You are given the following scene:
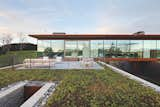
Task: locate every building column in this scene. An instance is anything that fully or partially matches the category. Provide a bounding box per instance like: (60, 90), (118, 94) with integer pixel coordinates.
(64, 40), (66, 58)
(37, 39), (38, 58)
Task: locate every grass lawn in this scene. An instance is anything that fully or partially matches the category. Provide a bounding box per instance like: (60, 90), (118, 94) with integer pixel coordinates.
(0, 51), (37, 67)
(0, 67), (160, 107)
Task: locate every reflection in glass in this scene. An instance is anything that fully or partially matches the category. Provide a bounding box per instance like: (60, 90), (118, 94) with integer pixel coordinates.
(130, 40), (143, 58)
(65, 41), (78, 57)
(157, 40), (160, 58)
(38, 40), (51, 52)
(78, 41), (90, 58)
(38, 40), (64, 57)
(143, 40), (157, 58)
(91, 40), (104, 57)
(51, 40), (64, 57)
(104, 40), (117, 58)
(117, 40), (130, 58)
(51, 40), (64, 52)
(37, 39), (160, 58)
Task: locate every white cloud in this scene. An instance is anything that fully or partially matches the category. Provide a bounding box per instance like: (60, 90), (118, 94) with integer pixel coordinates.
(1, 0), (160, 44)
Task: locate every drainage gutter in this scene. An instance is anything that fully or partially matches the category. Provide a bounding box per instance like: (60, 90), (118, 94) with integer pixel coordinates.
(99, 61), (160, 92)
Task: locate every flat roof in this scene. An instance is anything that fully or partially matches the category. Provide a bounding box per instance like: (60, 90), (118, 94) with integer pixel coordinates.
(29, 34), (160, 40)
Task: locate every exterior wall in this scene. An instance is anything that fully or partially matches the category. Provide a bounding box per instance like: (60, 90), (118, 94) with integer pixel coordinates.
(37, 40), (160, 58)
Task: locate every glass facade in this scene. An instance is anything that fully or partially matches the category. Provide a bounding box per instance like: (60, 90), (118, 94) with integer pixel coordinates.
(38, 40), (51, 52)
(130, 40), (143, 58)
(157, 41), (160, 58)
(117, 40), (130, 58)
(91, 40), (104, 57)
(37, 40), (160, 58)
(78, 41), (90, 58)
(143, 40), (157, 58)
(104, 40), (117, 58)
(65, 41), (78, 57)
(38, 40), (64, 57)
(51, 40), (64, 52)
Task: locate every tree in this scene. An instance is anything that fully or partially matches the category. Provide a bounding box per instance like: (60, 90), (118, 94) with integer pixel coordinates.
(18, 32), (27, 50)
(44, 47), (53, 57)
(108, 43), (116, 54)
(0, 35), (5, 46)
(0, 33), (13, 53)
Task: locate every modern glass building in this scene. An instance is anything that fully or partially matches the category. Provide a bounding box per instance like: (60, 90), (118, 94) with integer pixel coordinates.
(29, 33), (160, 60)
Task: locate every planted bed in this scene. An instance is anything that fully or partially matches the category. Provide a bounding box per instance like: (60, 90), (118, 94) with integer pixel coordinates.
(0, 67), (160, 107)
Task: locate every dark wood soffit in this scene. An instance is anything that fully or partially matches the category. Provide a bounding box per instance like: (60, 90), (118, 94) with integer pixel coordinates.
(29, 34), (160, 40)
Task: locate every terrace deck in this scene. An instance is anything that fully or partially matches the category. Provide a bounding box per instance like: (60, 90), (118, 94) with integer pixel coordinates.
(17, 61), (103, 70)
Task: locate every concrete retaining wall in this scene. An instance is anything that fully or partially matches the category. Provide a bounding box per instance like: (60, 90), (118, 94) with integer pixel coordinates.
(99, 61), (160, 92)
(0, 64), (23, 70)
(0, 82), (27, 107)
(21, 83), (56, 107)
(0, 81), (57, 107)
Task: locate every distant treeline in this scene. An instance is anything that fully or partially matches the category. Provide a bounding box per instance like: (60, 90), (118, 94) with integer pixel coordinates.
(0, 43), (37, 54)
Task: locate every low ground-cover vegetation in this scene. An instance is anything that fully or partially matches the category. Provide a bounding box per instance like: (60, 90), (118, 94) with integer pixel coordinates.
(0, 51), (37, 67)
(0, 68), (160, 107)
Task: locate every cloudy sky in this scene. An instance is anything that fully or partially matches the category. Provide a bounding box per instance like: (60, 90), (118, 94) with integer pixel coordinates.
(0, 0), (160, 43)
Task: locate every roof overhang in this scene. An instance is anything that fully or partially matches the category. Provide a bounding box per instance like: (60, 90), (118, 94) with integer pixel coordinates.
(29, 34), (160, 40)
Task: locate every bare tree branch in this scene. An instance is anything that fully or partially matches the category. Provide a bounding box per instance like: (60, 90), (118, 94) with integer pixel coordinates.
(0, 33), (13, 52)
(18, 32), (27, 50)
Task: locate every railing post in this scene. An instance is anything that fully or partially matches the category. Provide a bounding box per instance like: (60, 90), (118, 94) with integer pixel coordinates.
(30, 58), (31, 69)
(11, 55), (15, 71)
(49, 58), (51, 69)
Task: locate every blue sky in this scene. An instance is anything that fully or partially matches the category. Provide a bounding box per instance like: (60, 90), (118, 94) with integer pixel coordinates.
(0, 0), (160, 43)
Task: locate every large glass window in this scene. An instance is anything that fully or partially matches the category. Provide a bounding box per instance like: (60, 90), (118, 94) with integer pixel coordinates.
(77, 41), (90, 58)
(38, 40), (64, 57)
(51, 40), (64, 52)
(130, 40), (143, 58)
(157, 40), (160, 58)
(104, 40), (117, 58)
(91, 40), (104, 57)
(38, 40), (51, 52)
(116, 40), (130, 58)
(143, 40), (157, 58)
(37, 39), (160, 59)
(37, 40), (52, 57)
(65, 41), (78, 57)
(51, 40), (64, 57)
